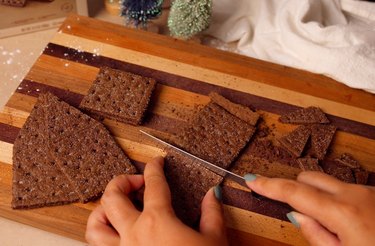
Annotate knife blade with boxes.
[140,130,248,189]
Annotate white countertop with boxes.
[0,7,124,246]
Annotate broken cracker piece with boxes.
[174,100,255,169]
[279,106,329,124]
[278,125,311,157]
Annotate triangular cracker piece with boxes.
[297,158,323,172]
[309,124,336,160]
[12,97,79,209]
[43,93,137,202]
[80,67,156,125]
[279,107,329,124]
[322,161,355,183]
[278,125,310,157]
[334,153,360,168]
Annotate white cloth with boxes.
[206,0,375,93]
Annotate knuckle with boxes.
[145,173,165,186]
[337,203,358,217]
[278,181,299,199]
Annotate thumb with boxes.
[288,211,340,246]
[199,186,227,243]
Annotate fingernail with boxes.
[213,186,222,202]
[244,173,257,182]
[286,212,300,228]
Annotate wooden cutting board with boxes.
[1,14,375,245]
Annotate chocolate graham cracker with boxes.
[279,106,329,124]
[0,0,26,7]
[12,93,137,208]
[309,124,336,160]
[164,149,223,226]
[278,125,311,157]
[174,94,257,169]
[297,158,323,172]
[43,93,137,202]
[334,153,368,185]
[322,161,355,183]
[12,96,79,209]
[209,92,259,126]
[80,67,156,125]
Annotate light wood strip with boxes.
[115,137,165,163]
[0,106,28,128]
[0,141,13,165]
[61,15,375,113]
[224,205,308,245]
[27,55,97,94]
[3,92,375,171]
[51,33,375,126]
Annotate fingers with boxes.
[297,172,346,194]
[200,186,227,243]
[86,205,120,246]
[101,174,144,233]
[143,156,173,213]
[245,175,340,232]
[289,212,340,246]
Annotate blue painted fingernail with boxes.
[244,174,257,182]
[213,186,222,202]
[287,212,300,228]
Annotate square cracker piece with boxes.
[12,96,79,209]
[80,67,156,125]
[164,149,223,227]
[43,93,137,203]
[174,95,256,169]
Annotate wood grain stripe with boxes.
[0,122,19,144]
[50,33,375,127]
[42,43,375,139]
[224,205,308,245]
[222,186,291,221]
[4,88,375,171]
[60,15,375,113]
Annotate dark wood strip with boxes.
[0,123,20,144]
[43,43,375,140]
[16,79,83,108]
[222,186,290,222]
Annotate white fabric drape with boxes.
[206,0,375,93]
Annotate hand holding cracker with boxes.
[245,172,375,246]
[86,156,228,246]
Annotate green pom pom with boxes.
[168,0,212,39]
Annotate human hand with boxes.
[86,156,228,246]
[244,171,375,246]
